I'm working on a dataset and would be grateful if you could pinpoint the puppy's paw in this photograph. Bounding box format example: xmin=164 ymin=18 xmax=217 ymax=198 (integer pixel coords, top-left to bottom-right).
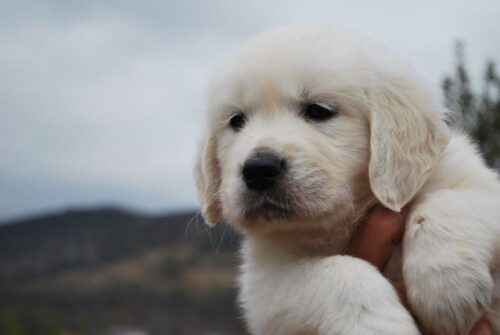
xmin=317 ymin=257 xmax=420 ymax=335
xmin=405 ymin=260 xmax=493 ymax=335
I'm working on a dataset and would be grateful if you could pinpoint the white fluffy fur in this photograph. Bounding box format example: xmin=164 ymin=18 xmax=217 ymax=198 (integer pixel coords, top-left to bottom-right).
xmin=195 ymin=27 xmax=500 ymax=335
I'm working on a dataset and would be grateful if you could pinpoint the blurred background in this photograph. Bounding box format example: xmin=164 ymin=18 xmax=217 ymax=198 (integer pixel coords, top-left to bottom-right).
xmin=0 ymin=1 xmax=499 ymax=334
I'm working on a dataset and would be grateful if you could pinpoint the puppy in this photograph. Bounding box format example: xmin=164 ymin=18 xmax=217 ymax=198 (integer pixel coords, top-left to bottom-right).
xmin=194 ymin=27 xmax=500 ymax=335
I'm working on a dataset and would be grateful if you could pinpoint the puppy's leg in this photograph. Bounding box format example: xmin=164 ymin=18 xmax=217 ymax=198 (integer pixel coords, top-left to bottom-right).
xmin=403 ymin=189 xmax=498 ymax=335
xmin=311 ymin=256 xmax=419 ymax=335
xmin=241 ymin=255 xmax=419 ymax=335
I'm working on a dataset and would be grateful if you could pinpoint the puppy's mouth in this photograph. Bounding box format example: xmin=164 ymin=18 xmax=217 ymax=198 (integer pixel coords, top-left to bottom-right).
xmin=241 ymin=190 xmax=296 ymax=221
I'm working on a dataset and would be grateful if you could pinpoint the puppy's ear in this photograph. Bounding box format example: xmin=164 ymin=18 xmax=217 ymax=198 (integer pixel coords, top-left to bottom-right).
xmin=368 ymin=82 xmax=449 ymax=212
xmin=194 ymin=132 xmax=222 ymax=226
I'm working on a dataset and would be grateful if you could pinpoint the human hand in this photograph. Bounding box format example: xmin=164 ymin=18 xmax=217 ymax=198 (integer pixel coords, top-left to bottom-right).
xmin=346 ymin=206 xmax=492 ymax=335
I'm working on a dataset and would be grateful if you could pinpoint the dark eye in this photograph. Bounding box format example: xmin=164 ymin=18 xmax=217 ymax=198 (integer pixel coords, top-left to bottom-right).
xmin=229 ymin=113 xmax=246 ymax=131
xmin=304 ymin=103 xmax=337 ymax=121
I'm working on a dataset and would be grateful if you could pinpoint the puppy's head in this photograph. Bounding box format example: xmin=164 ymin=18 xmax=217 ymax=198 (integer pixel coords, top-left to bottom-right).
xmin=195 ymin=27 xmax=449 ymax=233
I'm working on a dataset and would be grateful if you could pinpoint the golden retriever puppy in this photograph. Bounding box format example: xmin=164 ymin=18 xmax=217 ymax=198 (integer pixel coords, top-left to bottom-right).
xmin=195 ymin=27 xmax=500 ymax=335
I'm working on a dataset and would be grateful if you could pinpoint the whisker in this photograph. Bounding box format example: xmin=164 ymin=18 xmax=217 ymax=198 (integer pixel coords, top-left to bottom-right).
xmin=185 ymin=210 xmax=203 ymax=237
xmin=215 ymin=222 xmax=229 ymax=254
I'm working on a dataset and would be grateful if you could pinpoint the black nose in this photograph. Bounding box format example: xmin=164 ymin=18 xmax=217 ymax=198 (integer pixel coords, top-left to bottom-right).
xmin=242 ymin=154 xmax=285 ymax=191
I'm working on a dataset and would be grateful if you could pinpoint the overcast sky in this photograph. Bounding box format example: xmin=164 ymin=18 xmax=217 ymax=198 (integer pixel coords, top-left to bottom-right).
xmin=0 ymin=0 xmax=499 ymax=221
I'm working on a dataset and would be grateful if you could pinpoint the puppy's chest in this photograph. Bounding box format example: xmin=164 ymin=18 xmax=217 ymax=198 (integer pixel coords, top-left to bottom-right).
xmin=239 ymin=254 xmax=322 ymax=334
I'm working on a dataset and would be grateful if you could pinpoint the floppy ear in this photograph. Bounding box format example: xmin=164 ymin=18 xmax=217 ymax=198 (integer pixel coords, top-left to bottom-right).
xmin=368 ymin=83 xmax=450 ymax=212
xmin=194 ymin=132 xmax=222 ymax=226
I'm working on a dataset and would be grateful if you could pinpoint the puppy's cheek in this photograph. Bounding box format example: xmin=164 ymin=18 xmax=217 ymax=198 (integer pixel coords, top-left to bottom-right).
xmin=292 ymin=162 xmax=355 ymax=220
xmin=220 ymin=177 xmax=244 ymax=224
xmin=287 ymin=175 xmax=333 ymax=216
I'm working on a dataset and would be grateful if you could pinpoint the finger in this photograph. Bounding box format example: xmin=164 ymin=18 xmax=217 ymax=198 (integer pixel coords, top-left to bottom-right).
xmin=392 ymin=278 xmax=409 ymax=309
xmin=346 ymin=206 xmax=407 ymax=269
xmin=469 ymin=316 xmax=492 ymax=335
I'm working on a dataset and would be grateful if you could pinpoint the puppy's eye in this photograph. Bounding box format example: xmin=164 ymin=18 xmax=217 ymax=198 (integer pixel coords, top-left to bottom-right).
xmin=229 ymin=113 xmax=246 ymax=131
xmin=304 ymin=103 xmax=337 ymax=121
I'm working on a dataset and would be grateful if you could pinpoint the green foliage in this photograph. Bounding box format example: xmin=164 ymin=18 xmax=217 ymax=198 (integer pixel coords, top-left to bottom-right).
xmin=0 ymin=308 xmax=63 ymax=335
xmin=442 ymin=42 xmax=500 ymax=169
xmin=0 ymin=309 xmax=24 ymax=335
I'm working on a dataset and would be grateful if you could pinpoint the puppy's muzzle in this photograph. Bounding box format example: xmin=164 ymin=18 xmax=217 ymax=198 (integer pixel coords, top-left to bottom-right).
xmin=242 ymin=153 xmax=286 ymax=191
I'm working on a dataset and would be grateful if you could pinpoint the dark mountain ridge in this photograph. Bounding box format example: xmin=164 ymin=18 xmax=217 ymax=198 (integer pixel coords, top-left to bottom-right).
xmin=0 ymin=206 xmax=244 ymax=335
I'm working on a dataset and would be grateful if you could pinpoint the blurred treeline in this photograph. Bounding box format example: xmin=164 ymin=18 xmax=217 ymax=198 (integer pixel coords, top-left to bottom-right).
xmin=443 ymin=42 xmax=500 ymax=169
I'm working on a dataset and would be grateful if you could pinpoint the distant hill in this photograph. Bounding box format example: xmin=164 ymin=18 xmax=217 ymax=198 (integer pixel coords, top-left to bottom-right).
xmin=0 ymin=207 xmax=245 ymax=335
